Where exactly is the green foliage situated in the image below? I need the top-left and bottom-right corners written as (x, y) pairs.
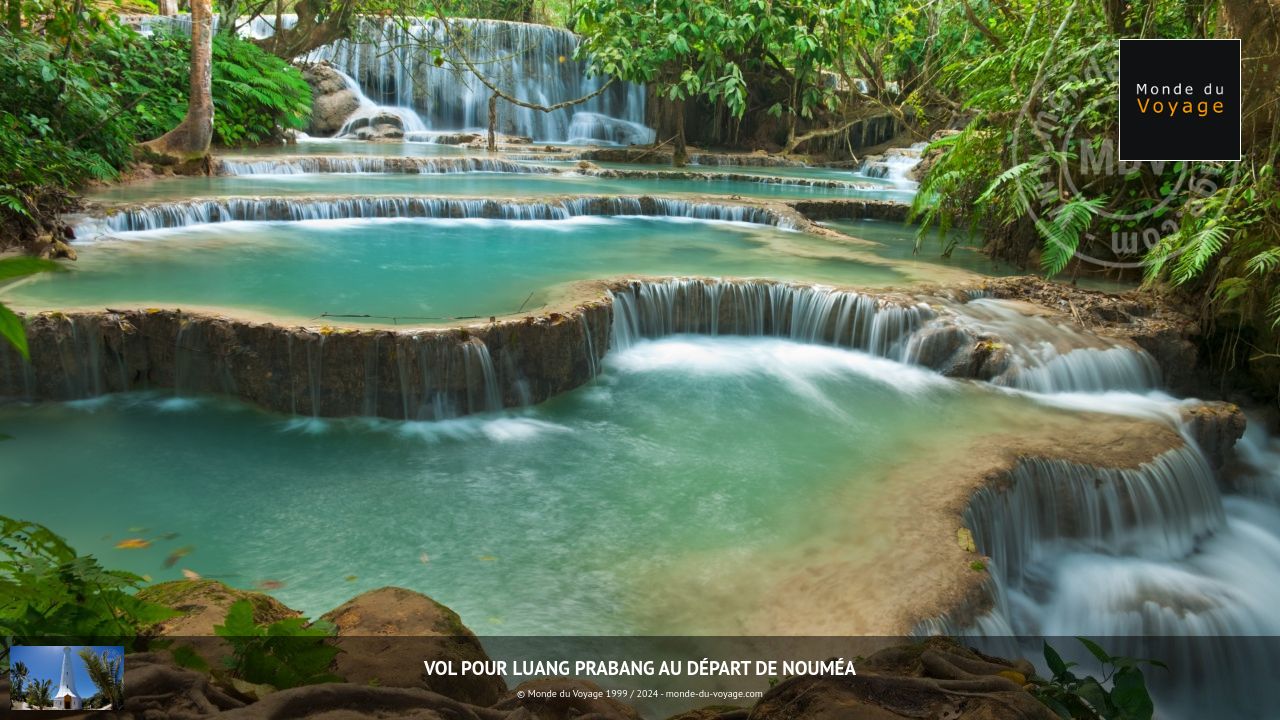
top-left (89, 30), bottom-right (312, 147)
top-left (0, 32), bottom-right (136, 229)
top-left (210, 34), bottom-right (313, 145)
top-left (7, 660), bottom-right (29, 704)
top-left (78, 648), bottom-right (125, 709)
top-left (1030, 638), bottom-right (1165, 720)
top-left (1, 18), bottom-right (311, 247)
top-left (0, 516), bottom-right (176, 640)
top-left (213, 599), bottom-right (342, 689)
top-left (911, 0), bottom-right (1280, 364)
top-left (0, 257), bottom-right (62, 358)
top-left (572, 0), bottom-right (906, 131)
top-left (26, 677), bottom-right (53, 710)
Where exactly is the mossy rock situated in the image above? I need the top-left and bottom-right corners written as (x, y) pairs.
top-left (138, 579), bottom-right (300, 636)
top-left (136, 579), bottom-right (302, 675)
top-left (319, 586), bottom-right (506, 706)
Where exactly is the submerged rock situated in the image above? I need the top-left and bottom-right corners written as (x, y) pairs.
top-left (320, 586), bottom-right (507, 706)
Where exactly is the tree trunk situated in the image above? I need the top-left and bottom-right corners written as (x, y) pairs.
top-left (157, 0), bottom-right (177, 15)
top-left (673, 100), bottom-right (688, 167)
top-left (250, 0), bottom-right (355, 59)
top-left (140, 0), bottom-right (214, 163)
top-left (488, 92), bottom-right (498, 152)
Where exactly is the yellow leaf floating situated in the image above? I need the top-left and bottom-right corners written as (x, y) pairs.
top-left (478, 555), bottom-right (497, 562)
top-left (182, 568), bottom-right (202, 580)
top-left (956, 528), bottom-right (976, 553)
top-left (345, 575), bottom-right (358, 582)
top-left (116, 538), bottom-right (151, 549)
top-left (997, 670), bottom-right (1027, 686)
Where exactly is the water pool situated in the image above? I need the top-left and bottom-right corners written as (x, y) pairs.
top-left (3, 217), bottom-right (905, 322)
top-left (0, 336), bottom-right (1070, 634)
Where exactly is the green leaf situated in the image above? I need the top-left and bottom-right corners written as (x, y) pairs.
top-left (0, 256), bottom-right (63, 282)
top-left (1111, 667), bottom-right (1154, 720)
top-left (0, 303), bottom-right (29, 359)
top-left (1043, 641), bottom-right (1068, 677)
top-left (1076, 636), bottom-right (1113, 665)
top-left (216, 599), bottom-right (262, 638)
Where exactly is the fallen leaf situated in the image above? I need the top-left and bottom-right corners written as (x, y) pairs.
top-left (419, 552), bottom-right (430, 564)
top-left (256, 579), bottom-right (285, 590)
top-left (116, 538), bottom-right (151, 549)
top-left (478, 555), bottom-right (497, 562)
top-left (164, 545), bottom-right (195, 568)
top-left (182, 568), bottom-right (202, 580)
top-left (344, 575), bottom-right (358, 582)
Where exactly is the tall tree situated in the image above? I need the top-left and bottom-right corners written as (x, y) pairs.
top-left (27, 678), bottom-right (53, 709)
top-left (8, 661), bottom-right (28, 704)
top-left (140, 0), bottom-right (214, 161)
top-left (78, 649), bottom-right (124, 709)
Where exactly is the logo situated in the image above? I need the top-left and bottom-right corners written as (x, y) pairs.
top-left (1010, 38), bottom-right (1242, 270)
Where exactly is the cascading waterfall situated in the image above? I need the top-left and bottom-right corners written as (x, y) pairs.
top-left (306, 17), bottom-right (652, 144)
top-left (922, 300), bottom-right (1280, 719)
top-left (954, 298), bottom-right (1161, 393)
top-left (82, 196), bottom-right (796, 235)
top-left (854, 142), bottom-right (928, 190)
top-left (608, 279), bottom-right (932, 360)
top-left (955, 439), bottom-right (1280, 720)
top-left (330, 66), bottom-right (428, 138)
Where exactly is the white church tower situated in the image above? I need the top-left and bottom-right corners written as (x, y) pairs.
top-left (52, 646), bottom-right (83, 710)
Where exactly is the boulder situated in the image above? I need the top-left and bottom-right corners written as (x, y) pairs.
top-left (491, 678), bottom-right (640, 720)
top-left (1181, 401), bottom-right (1247, 470)
top-left (907, 129), bottom-right (959, 183)
top-left (301, 63), bottom-right (360, 136)
top-left (137, 579), bottom-right (300, 670)
top-left (319, 587), bottom-right (507, 706)
top-left (345, 112), bottom-right (406, 140)
top-left (748, 638), bottom-right (1053, 720)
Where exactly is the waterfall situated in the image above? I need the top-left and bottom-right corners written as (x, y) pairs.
top-left (953, 298), bottom-right (1161, 393)
top-left (608, 279), bottom-right (932, 360)
top-left (996, 346), bottom-right (1159, 393)
top-left (965, 450), bottom-right (1225, 592)
top-left (329, 66), bottom-right (428, 138)
top-left (83, 196), bottom-right (797, 235)
top-left (214, 156), bottom-right (559, 175)
top-left (461, 338), bottom-right (502, 414)
top-left (854, 142), bottom-right (928, 190)
top-left (957, 441), bottom-right (1280, 720)
top-left (306, 17), bottom-right (652, 144)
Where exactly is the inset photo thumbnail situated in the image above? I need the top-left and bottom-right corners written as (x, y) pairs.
top-left (8, 645), bottom-right (123, 711)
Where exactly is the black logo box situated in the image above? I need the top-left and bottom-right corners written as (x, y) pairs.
top-left (1119, 38), bottom-right (1241, 162)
